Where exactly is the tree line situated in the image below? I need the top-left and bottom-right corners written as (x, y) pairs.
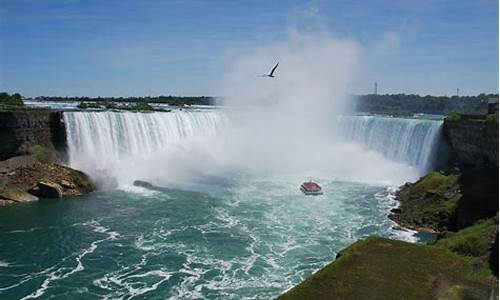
top-left (32, 96), bottom-right (215, 106)
top-left (353, 93), bottom-right (498, 115)
top-left (0, 92), bottom-right (24, 106)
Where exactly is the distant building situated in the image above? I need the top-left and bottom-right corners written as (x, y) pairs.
top-left (488, 97), bottom-right (498, 114)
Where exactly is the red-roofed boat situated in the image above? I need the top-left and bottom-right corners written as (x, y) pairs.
top-left (300, 180), bottom-right (323, 195)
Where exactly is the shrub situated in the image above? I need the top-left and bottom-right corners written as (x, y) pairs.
top-left (131, 102), bottom-right (154, 111)
top-left (103, 101), bottom-right (117, 109)
top-left (486, 112), bottom-right (498, 123)
top-left (446, 112), bottom-right (461, 122)
top-left (77, 101), bottom-right (89, 109)
top-left (0, 92), bottom-right (24, 106)
top-left (30, 145), bottom-right (54, 163)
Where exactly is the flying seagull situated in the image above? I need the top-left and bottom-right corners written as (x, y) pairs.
top-left (260, 62), bottom-right (279, 78)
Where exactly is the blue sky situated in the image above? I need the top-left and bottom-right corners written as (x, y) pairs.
top-left (0, 0), bottom-right (498, 97)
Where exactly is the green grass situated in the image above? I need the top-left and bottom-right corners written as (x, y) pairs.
top-left (279, 237), bottom-right (497, 300)
top-left (435, 215), bottom-right (498, 257)
top-left (69, 170), bottom-right (93, 191)
top-left (30, 145), bottom-right (54, 163)
top-left (77, 101), bottom-right (101, 109)
top-left (408, 172), bottom-right (462, 226)
top-left (411, 172), bottom-right (460, 196)
top-left (446, 112), bottom-right (462, 122)
top-left (486, 112), bottom-right (499, 123)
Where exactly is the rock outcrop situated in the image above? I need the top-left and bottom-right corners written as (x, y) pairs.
top-left (0, 107), bottom-right (67, 161)
top-left (443, 116), bottom-right (498, 169)
top-left (0, 107), bottom-right (95, 205)
top-left (0, 155), bottom-right (94, 205)
top-left (391, 114), bottom-right (499, 232)
top-left (389, 168), bottom-right (498, 233)
top-left (37, 181), bottom-right (64, 198)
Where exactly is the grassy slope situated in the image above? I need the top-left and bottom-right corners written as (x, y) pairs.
top-left (435, 215), bottom-right (498, 259)
top-left (414, 172), bottom-right (461, 224)
top-left (279, 237), bottom-right (496, 300)
top-left (390, 172), bottom-right (462, 232)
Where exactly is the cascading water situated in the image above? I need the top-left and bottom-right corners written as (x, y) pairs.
top-left (64, 110), bottom-right (443, 185)
top-left (337, 115), bottom-right (443, 174)
top-left (64, 110), bottom-right (226, 185)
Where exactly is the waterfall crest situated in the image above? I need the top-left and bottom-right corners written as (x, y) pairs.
top-left (64, 110), bottom-right (226, 185)
top-left (337, 115), bottom-right (443, 173)
top-left (63, 111), bottom-right (443, 186)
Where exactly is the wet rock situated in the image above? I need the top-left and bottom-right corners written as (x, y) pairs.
top-left (390, 208), bottom-right (402, 214)
top-left (133, 180), bottom-right (153, 188)
top-left (0, 189), bottom-right (39, 202)
top-left (37, 181), bottom-right (63, 198)
top-left (60, 179), bottom-right (76, 189)
top-left (0, 199), bottom-right (15, 206)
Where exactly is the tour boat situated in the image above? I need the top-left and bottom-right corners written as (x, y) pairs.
top-left (300, 180), bottom-right (323, 195)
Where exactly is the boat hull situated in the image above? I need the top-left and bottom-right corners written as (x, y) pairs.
top-left (300, 185), bottom-right (323, 196)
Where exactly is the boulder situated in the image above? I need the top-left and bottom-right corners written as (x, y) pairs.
top-left (0, 199), bottom-right (15, 206)
top-left (60, 179), bottom-right (76, 189)
top-left (133, 180), bottom-right (154, 188)
top-left (0, 189), bottom-right (39, 203)
top-left (37, 181), bottom-right (63, 198)
top-left (390, 208), bottom-right (402, 214)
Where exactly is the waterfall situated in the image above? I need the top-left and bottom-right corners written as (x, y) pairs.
top-left (63, 110), bottom-right (443, 186)
top-left (63, 110), bottom-right (226, 185)
top-left (337, 115), bottom-right (443, 174)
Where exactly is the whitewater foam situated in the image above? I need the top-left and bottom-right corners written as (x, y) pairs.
top-left (19, 221), bottom-right (119, 300)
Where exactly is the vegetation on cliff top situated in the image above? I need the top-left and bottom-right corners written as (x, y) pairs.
top-left (445, 111), bottom-right (499, 123)
top-left (279, 237), bottom-right (497, 300)
top-left (390, 165), bottom-right (499, 232)
top-left (486, 112), bottom-right (499, 123)
top-left (77, 101), bottom-right (169, 112)
top-left (435, 215), bottom-right (498, 259)
top-left (389, 172), bottom-right (462, 232)
top-left (0, 92), bottom-right (24, 106)
top-left (37, 95), bottom-right (214, 106)
top-left (354, 93), bottom-right (497, 115)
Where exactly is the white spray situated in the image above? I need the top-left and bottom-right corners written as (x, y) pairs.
top-left (65, 31), bottom-right (424, 188)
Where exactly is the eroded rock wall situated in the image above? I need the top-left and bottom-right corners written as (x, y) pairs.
top-left (443, 118), bottom-right (498, 169)
top-left (0, 109), bottom-right (66, 160)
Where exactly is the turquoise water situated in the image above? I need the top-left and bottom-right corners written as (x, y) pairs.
top-left (0, 176), bottom-right (410, 299)
top-left (1, 110), bottom-right (442, 299)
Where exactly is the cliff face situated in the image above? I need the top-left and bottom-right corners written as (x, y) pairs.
top-left (390, 168), bottom-right (498, 232)
top-left (0, 108), bottom-right (92, 205)
top-left (0, 108), bottom-right (67, 161)
top-left (443, 118), bottom-right (498, 169)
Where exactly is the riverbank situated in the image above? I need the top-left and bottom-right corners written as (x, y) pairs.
top-left (280, 112), bottom-right (499, 299)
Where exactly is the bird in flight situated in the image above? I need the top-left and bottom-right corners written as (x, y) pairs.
top-left (260, 62), bottom-right (279, 78)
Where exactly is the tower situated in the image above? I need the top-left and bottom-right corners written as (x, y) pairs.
top-left (374, 82), bottom-right (378, 95)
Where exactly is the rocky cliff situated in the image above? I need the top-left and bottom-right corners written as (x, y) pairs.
top-left (390, 114), bottom-right (499, 233)
top-left (0, 107), bottom-right (93, 205)
top-left (390, 167), bottom-right (498, 232)
top-left (0, 107), bottom-right (67, 161)
top-left (443, 116), bottom-right (498, 169)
